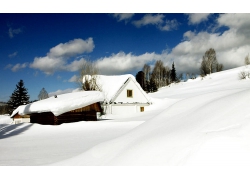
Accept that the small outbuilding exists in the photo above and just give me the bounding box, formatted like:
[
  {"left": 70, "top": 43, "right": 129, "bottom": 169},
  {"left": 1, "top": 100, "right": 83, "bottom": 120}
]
[{"left": 11, "top": 91, "right": 104, "bottom": 125}]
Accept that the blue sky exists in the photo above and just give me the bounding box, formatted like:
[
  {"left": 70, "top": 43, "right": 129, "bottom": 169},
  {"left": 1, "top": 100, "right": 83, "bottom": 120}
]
[{"left": 1, "top": 12, "right": 250, "bottom": 102}]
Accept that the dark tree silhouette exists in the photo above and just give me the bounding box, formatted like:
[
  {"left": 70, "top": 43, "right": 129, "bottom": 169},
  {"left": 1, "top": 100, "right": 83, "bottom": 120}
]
[
  {"left": 136, "top": 71, "right": 145, "bottom": 90},
  {"left": 7, "top": 80, "right": 30, "bottom": 114},
  {"left": 170, "top": 62, "right": 177, "bottom": 83}
]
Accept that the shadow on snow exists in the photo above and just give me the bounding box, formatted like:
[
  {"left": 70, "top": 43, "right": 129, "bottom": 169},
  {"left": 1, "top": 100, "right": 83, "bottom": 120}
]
[{"left": 0, "top": 123, "right": 33, "bottom": 139}]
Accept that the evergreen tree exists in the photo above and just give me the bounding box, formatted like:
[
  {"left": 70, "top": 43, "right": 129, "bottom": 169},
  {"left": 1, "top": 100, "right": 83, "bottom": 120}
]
[
  {"left": 136, "top": 71, "right": 145, "bottom": 90},
  {"left": 7, "top": 80, "right": 30, "bottom": 114},
  {"left": 148, "top": 78, "right": 158, "bottom": 92},
  {"left": 38, "top": 88, "right": 49, "bottom": 100},
  {"left": 170, "top": 62, "right": 177, "bottom": 83}
]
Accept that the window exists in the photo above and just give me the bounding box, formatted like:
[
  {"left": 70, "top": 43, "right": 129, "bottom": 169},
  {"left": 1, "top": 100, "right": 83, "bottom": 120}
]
[
  {"left": 140, "top": 107, "right": 144, "bottom": 112},
  {"left": 127, "top": 90, "right": 133, "bottom": 98}
]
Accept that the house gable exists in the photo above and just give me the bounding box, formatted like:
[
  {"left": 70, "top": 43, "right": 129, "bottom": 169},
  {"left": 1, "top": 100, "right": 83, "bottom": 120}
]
[{"left": 111, "top": 77, "right": 150, "bottom": 104}]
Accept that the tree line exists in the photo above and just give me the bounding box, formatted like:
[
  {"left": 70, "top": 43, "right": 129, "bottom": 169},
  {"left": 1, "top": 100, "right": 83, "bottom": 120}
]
[
  {"left": 136, "top": 48, "right": 225, "bottom": 92},
  {"left": 135, "top": 61, "right": 179, "bottom": 93}
]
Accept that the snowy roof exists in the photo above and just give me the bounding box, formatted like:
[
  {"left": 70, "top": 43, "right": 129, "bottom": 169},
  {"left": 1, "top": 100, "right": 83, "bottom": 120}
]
[
  {"left": 11, "top": 91, "right": 104, "bottom": 117},
  {"left": 83, "top": 74, "right": 151, "bottom": 103}
]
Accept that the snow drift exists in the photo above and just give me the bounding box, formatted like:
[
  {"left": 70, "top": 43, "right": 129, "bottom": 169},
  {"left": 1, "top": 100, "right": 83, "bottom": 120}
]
[{"left": 1, "top": 65, "right": 250, "bottom": 166}]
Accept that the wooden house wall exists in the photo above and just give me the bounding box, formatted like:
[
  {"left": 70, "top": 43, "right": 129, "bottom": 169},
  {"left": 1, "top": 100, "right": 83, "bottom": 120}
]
[
  {"left": 13, "top": 114, "right": 30, "bottom": 119},
  {"left": 30, "top": 102, "right": 102, "bottom": 125}
]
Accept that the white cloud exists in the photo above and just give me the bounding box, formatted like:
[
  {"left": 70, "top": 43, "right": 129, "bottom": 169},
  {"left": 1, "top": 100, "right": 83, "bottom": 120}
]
[
  {"left": 159, "top": 19, "right": 179, "bottom": 31},
  {"left": 132, "top": 14, "right": 164, "bottom": 28},
  {"left": 65, "top": 58, "right": 86, "bottom": 72},
  {"left": 30, "top": 38, "right": 94, "bottom": 75},
  {"left": 49, "top": 38, "right": 94, "bottom": 58},
  {"left": 68, "top": 75, "right": 79, "bottom": 82},
  {"left": 183, "top": 31, "right": 196, "bottom": 40},
  {"left": 217, "top": 13, "right": 250, "bottom": 29},
  {"left": 30, "top": 56, "right": 64, "bottom": 75},
  {"left": 113, "top": 13, "right": 134, "bottom": 22},
  {"left": 132, "top": 14, "right": 179, "bottom": 31},
  {"left": 187, "top": 13, "right": 211, "bottom": 25},
  {"left": 8, "top": 27, "right": 22, "bottom": 38},
  {"left": 48, "top": 88, "right": 75, "bottom": 97},
  {"left": 8, "top": 51, "right": 18, "bottom": 58},
  {"left": 5, "top": 64, "right": 12, "bottom": 69},
  {"left": 96, "top": 51, "right": 166, "bottom": 75},
  {"left": 166, "top": 14, "right": 250, "bottom": 74},
  {"left": 11, "top": 63, "right": 28, "bottom": 72}
]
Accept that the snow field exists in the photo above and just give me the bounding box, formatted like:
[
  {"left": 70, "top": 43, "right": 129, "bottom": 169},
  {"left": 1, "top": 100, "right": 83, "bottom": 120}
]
[{"left": 1, "top": 65, "right": 250, "bottom": 167}]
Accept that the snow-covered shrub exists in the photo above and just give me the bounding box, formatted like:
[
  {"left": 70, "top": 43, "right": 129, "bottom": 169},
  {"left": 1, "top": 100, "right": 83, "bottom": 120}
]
[{"left": 239, "top": 70, "right": 250, "bottom": 80}]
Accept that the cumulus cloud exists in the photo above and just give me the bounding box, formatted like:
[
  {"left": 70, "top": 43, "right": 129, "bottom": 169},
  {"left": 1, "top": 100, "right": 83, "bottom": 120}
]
[
  {"left": 28, "top": 14, "right": 250, "bottom": 77},
  {"left": 183, "top": 31, "right": 196, "bottom": 40},
  {"left": 30, "top": 38, "right": 94, "bottom": 75},
  {"left": 113, "top": 13, "right": 134, "bottom": 22},
  {"left": 5, "top": 64, "right": 12, "bottom": 69},
  {"left": 48, "top": 38, "right": 94, "bottom": 58},
  {"left": 187, "top": 13, "right": 211, "bottom": 25},
  {"left": 96, "top": 51, "right": 167, "bottom": 75},
  {"left": 8, "top": 63, "right": 28, "bottom": 72},
  {"left": 132, "top": 14, "right": 164, "bottom": 28},
  {"left": 8, "top": 51, "right": 18, "bottom": 58},
  {"left": 68, "top": 75, "right": 79, "bottom": 82},
  {"left": 8, "top": 27, "right": 22, "bottom": 38},
  {"left": 166, "top": 14, "right": 250, "bottom": 74},
  {"left": 159, "top": 19, "right": 179, "bottom": 31},
  {"left": 132, "top": 14, "right": 179, "bottom": 31},
  {"left": 217, "top": 13, "right": 250, "bottom": 29}
]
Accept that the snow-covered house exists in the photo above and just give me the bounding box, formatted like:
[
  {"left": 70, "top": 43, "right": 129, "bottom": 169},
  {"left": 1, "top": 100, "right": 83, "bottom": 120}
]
[
  {"left": 84, "top": 74, "right": 152, "bottom": 115},
  {"left": 11, "top": 91, "right": 104, "bottom": 125}
]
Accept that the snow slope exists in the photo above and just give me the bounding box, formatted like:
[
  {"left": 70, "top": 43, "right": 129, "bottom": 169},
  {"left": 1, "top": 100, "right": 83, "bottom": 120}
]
[{"left": 1, "top": 65, "right": 250, "bottom": 166}]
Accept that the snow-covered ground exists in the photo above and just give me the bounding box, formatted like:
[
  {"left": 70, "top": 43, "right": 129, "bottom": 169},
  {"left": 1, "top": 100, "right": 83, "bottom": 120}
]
[{"left": 1, "top": 65, "right": 250, "bottom": 167}]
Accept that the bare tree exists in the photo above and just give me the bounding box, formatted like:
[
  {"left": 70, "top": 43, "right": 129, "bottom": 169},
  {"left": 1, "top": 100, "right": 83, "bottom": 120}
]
[
  {"left": 245, "top": 54, "right": 250, "bottom": 65},
  {"left": 151, "top": 60, "right": 166, "bottom": 88},
  {"left": 38, "top": 88, "right": 49, "bottom": 100},
  {"left": 239, "top": 71, "right": 250, "bottom": 79},
  {"left": 203, "top": 48, "right": 217, "bottom": 74},
  {"left": 216, "top": 63, "right": 223, "bottom": 72},
  {"left": 200, "top": 59, "right": 209, "bottom": 77},
  {"left": 200, "top": 48, "right": 223, "bottom": 77},
  {"left": 163, "top": 66, "right": 171, "bottom": 86},
  {"left": 143, "top": 64, "right": 151, "bottom": 82},
  {"left": 78, "top": 60, "right": 101, "bottom": 91}
]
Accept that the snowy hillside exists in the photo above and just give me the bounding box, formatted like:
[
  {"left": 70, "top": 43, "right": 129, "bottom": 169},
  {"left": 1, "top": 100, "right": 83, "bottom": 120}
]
[{"left": 1, "top": 65, "right": 250, "bottom": 166}]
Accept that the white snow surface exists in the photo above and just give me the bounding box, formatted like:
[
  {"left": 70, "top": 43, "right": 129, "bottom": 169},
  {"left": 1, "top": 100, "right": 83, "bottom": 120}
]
[
  {"left": 10, "top": 91, "right": 104, "bottom": 117},
  {"left": 1, "top": 65, "right": 250, "bottom": 166},
  {"left": 0, "top": 115, "right": 12, "bottom": 128}
]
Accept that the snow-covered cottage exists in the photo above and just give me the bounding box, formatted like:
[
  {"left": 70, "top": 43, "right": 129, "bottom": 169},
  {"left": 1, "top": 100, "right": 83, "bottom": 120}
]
[
  {"left": 86, "top": 74, "right": 152, "bottom": 115},
  {"left": 11, "top": 91, "right": 104, "bottom": 125}
]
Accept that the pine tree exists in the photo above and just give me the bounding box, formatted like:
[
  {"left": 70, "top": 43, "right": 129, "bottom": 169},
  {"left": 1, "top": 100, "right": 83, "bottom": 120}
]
[
  {"left": 149, "top": 78, "right": 158, "bottom": 92},
  {"left": 170, "top": 62, "right": 177, "bottom": 83},
  {"left": 7, "top": 80, "right": 30, "bottom": 114},
  {"left": 38, "top": 88, "right": 49, "bottom": 100},
  {"left": 136, "top": 71, "right": 145, "bottom": 90}
]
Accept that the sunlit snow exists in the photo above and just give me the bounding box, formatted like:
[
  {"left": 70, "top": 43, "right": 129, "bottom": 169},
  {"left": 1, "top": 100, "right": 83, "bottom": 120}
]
[{"left": 1, "top": 65, "right": 250, "bottom": 166}]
